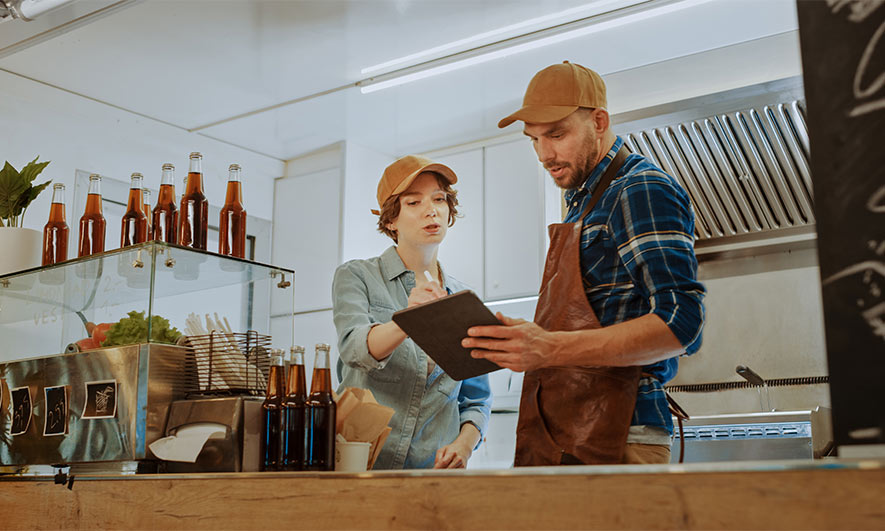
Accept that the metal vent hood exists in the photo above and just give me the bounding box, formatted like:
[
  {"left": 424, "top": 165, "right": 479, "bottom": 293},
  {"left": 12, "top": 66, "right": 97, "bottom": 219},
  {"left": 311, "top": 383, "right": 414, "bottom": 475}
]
[{"left": 611, "top": 77, "right": 814, "bottom": 258}]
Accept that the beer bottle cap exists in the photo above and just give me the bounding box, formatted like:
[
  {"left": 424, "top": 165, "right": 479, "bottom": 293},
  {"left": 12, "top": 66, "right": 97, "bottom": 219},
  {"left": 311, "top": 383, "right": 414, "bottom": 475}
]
[
  {"left": 290, "top": 345, "right": 305, "bottom": 354},
  {"left": 53, "top": 183, "right": 65, "bottom": 190},
  {"left": 315, "top": 343, "right": 330, "bottom": 352},
  {"left": 162, "top": 163, "right": 175, "bottom": 170},
  {"left": 229, "top": 164, "right": 241, "bottom": 171},
  {"left": 88, "top": 174, "right": 101, "bottom": 181},
  {"left": 189, "top": 152, "right": 203, "bottom": 159}
]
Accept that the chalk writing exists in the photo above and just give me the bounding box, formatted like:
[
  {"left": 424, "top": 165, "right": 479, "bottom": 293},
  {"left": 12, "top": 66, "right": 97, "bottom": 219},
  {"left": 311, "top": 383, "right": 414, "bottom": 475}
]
[{"left": 827, "top": 0, "right": 885, "bottom": 117}]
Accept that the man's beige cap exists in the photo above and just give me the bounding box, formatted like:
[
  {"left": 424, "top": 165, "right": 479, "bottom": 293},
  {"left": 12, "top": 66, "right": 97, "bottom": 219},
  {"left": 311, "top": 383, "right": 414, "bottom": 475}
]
[
  {"left": 371, "top": 155, "right": 457, "bottom": 215},
  {"left": 498, "top": 61, "right": 607, "bottom": 128}
]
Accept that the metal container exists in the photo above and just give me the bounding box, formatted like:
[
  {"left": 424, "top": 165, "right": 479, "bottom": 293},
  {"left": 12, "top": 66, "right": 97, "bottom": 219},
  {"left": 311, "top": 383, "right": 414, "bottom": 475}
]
[
  {"left": 671, "top": 408, "right": 833, "bottom": 463},
  {"left": 162, "top": 396, "right": 263, "bottom": 473},
  {"left": 0, "top": 343, "right": 193, "bottom": 467}
]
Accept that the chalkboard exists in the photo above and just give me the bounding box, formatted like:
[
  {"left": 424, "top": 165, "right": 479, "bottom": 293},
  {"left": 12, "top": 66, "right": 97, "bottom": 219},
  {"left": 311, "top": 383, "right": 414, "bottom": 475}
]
[
  {"left": 10, "top": 387, "right": 32, "bottom": 436},
  {"left": 83, "top": 380, "right": 117, "bottom": 419},
  {"left": 43, "top": 385, "right": 68, "bottom": 437},
  {"left": 798, "top": 1, "right": 885, "bottom": 453}
]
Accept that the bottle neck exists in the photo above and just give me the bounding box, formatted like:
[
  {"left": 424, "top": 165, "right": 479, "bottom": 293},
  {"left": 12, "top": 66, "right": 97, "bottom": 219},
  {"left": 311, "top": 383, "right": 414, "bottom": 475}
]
[
  {"left": 309, "top": 348, "right": 332, "bottom": 395},
  {"left": 266, "top": 357, "right": 285, "bottom": 399},
  {"left": 224, "top": 181, "right": 242, "bottom": 206},
  {"left": 313, "top": 348, "right": 330, "bottom": 370},
  {"left": 186, "top": 172, "right": 203, "bottom": 195},
  {"left": 50, "top": 186, "right": 65, "bottom": 205},
  {"left": 189, "top": 156, "right": 202, "bottom": 175},
  {"left": 87, "top": 178, "right": 101, "bottom": 197},
  {"left": 49, "top": 186, "right": 66, "bottom": 222},
  {"left": 286, "top": 363, "right": 307, "bottom": 398},
  {"left": 161, "top": 167, "right": 175, "bottom": 186},
  {"left": 127, "top": 182, "right": 144, "bottom": 212},
  {"left": 84, "top": 192, "right": 103, "bottom": 215}
]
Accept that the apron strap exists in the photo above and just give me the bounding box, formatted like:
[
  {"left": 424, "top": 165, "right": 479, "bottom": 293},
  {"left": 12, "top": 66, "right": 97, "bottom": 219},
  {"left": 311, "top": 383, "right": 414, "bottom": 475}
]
[{"left": 578, "top": 145, "right": 630, "bottom": 221}]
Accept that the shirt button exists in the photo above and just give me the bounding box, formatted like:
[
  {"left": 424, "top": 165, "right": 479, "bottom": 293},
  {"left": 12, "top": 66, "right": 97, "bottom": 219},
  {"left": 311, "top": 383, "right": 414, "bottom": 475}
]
[{"left": 573, "top": 202, "right": 578, "bottom": 207}]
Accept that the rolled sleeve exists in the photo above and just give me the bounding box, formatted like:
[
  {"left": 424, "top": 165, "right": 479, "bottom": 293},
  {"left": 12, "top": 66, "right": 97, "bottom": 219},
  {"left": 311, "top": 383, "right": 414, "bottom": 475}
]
[
  {"left": 610, "top": 174, "right": 706, "bottom": 354},
  {"left": 457, "top": 374, "right": 492, "bottom": 449},
  {"left": 331, "top": 263, "right": 392, "bottom": 371}
]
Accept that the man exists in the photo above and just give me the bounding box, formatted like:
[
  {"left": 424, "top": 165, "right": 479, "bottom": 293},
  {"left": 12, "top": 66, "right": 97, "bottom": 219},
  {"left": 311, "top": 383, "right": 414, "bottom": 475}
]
[{"left": 463, "top": 61, "right": 705, "bottom": 465}]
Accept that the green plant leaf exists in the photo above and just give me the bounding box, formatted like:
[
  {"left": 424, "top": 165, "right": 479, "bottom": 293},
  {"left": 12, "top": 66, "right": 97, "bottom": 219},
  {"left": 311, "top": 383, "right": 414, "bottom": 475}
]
[
  {"left": 11, "top": 179, "right": 52, "bottom": 218},
  {"left": 19, "top": 156, "right": 50, "bottom": 184},
  {"left": 0, "top": 161, "right": 28, "bottom": 220}
]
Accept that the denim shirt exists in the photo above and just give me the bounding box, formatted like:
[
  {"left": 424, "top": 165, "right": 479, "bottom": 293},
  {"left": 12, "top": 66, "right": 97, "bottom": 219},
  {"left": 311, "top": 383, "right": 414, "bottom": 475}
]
[{"left": 332, "top": 246, "right": 492, "bottom": 469}]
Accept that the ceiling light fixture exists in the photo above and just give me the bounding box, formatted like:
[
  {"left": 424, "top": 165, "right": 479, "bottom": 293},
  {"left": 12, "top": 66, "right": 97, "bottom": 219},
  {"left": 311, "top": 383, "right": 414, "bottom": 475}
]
[
  {"left": 359, "top": 0, "right": 713, "bottom": 94},
  {"left": 360, "top": 0, "right": 645, "bottom": 75}
]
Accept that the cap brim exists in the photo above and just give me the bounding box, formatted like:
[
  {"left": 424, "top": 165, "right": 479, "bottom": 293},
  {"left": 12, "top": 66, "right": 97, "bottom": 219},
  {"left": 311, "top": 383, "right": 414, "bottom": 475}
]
[
  {"left": 390, "top": 163, "right": 458, "bottom": 197},
  {"left": 497, "top": 104, "right": 580, "bottom": 128}
]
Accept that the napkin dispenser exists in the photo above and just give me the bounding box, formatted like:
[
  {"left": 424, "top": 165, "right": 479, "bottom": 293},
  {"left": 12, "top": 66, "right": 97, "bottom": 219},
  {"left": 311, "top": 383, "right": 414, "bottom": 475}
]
[{"left": 160, "top": 396, "right": 262, "bottom": 473}]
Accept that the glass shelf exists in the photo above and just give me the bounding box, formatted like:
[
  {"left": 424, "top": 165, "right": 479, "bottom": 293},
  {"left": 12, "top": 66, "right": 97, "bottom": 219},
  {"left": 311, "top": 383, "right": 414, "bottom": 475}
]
[{"left": 0, "top": 241, "right": 294, "bottom": 360}]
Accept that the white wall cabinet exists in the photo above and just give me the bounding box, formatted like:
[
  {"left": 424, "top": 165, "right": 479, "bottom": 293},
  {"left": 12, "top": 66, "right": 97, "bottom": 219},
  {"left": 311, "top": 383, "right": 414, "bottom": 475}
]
[{"left": 483, "top": 139, "right": 545, "bottom": 301}]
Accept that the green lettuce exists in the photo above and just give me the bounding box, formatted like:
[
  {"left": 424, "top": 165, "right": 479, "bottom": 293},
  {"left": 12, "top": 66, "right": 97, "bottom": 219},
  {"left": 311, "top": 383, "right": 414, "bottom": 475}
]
[{"left": 101, "top": 310, "right": 182, "bottom": 347}]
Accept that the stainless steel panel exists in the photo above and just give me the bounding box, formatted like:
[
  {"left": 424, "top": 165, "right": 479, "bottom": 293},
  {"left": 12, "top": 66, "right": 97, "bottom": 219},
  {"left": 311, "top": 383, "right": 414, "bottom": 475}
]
[
  {"left": 611, "top": 76, "right": 815, "bottom": 243},
  {"left": 670, "top": 409, "right": 833, "bottom": 463},
  {"left": 677, "top": 122, "right": 739, "bottom": 236},
  {"left": 699, "top": 118, "right": 762, "bottom": 232},
  {"left": 0, "top": 344, "right": 192, "bottom": 465},
  {"left": 661, "top": 127, "right": 724, "bottom": 238}
]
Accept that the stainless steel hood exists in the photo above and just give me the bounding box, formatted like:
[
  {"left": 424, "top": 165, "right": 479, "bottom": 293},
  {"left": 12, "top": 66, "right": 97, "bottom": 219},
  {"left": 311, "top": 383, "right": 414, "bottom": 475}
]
[{"left": 612, "top": 77, "right": 813, "bottom": 255}]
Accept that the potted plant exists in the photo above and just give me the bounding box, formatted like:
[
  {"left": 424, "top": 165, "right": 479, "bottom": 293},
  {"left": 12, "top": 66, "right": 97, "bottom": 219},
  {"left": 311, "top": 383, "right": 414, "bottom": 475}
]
[{"left": 0, "top": 156, "right": 52, "bottom": 276}]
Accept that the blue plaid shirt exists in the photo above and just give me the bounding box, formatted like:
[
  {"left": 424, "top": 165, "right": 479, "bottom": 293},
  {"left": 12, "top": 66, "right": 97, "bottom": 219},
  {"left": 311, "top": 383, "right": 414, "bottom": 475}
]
[{"left": 563, "top": 136, "right": 705, "bottom": 436}]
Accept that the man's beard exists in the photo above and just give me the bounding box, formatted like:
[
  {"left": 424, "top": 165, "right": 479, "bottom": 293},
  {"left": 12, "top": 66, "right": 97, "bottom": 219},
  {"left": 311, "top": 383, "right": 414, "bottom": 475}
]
[{"left": 548, "top": 134, "right": 599, "bottom": 190}]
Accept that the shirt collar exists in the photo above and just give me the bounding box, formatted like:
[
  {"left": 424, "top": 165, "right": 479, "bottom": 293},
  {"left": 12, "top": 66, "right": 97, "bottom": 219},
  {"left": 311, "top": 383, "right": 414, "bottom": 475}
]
[
  {"left": 564, "top": 136, "right": 624, "bottom": 203},
  {"left": 381, "top": 245, "right": 408, "bottom": 281},
  {"left": 380, "top": 245, "right": 452, "bottom": 290}
]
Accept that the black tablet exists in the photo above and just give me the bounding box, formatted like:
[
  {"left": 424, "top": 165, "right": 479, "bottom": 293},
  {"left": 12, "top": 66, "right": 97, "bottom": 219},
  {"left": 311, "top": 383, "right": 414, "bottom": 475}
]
[{"left": 392, "top": 290, "right": 503, "bottom": 380}]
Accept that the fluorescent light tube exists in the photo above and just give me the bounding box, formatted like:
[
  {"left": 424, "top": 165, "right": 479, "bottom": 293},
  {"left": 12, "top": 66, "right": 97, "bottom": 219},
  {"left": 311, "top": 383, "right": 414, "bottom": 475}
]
[
  {"left": 361, "top": 0, "right": 643, "bottom": 75},
  {"left": 360, "top": 0, "right": 712, "bottom": 94}
]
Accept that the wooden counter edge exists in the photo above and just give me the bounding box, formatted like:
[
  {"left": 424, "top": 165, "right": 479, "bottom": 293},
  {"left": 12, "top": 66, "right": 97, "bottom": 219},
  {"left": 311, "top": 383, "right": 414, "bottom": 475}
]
[{"left": 0, "top": 465, "right": 883, "bottom": 529}]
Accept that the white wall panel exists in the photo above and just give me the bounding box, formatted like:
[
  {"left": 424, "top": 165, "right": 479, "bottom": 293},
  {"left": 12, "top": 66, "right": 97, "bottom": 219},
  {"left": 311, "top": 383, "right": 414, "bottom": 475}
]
[
  {"left": 272, "top": 168, "right": 341, "bottom": 313},
  {"left": 483, "top": 140, "right": 545, "bottom": 301}
]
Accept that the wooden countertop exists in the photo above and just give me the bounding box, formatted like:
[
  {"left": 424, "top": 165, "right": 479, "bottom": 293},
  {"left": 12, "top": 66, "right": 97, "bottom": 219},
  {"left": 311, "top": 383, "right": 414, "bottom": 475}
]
[{"left": 1, "top": 459, "right": 883, "bottom": 529}]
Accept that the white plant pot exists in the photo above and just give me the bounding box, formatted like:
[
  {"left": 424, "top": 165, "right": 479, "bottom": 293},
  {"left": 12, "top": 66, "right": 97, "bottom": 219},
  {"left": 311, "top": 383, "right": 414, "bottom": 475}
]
[{"left": 0, "top": 227, "right": 43, "bottom": 276}]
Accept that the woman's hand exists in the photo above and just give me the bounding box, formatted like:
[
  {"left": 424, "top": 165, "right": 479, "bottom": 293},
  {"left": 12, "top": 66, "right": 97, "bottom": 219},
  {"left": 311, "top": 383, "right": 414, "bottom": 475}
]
[
  {"left": 433, "top": 439, "right": 472, "bottom": 469},
  {"left": 434, "top": 422, "right": 481, "bottom": 469},
  {"left": 407, "top": 277, "right": 446, "bottom": 307}
]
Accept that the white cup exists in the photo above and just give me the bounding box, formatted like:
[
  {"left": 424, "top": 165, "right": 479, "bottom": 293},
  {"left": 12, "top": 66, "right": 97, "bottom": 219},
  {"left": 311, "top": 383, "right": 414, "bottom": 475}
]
[{"left": 335, "top": 441, "right": 371, "bottom": 472}]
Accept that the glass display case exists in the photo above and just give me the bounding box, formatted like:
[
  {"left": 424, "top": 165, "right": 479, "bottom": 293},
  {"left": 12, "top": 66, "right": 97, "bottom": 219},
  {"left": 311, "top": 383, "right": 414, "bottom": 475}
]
[
  {"left": 0, "top": 242, "right": 294, "bottom": 470},
  {"left": 0, "top": 241, "right": 295, "bottom": 361}
]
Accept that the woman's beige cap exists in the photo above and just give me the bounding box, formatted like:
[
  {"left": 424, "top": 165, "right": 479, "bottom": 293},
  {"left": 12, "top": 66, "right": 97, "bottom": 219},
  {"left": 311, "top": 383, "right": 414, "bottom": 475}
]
[
  {"left": 498, "top": 61, "right": 607, "bottom": 128},
  {"left": 371, "top": 155, "right": 457, "bottom": 215}
]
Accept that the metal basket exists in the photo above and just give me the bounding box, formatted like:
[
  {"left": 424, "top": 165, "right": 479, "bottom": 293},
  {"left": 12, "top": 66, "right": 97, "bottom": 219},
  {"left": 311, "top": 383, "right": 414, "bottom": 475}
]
[{"left": 182, "top": 331, "right": 271, "bottom": 396}]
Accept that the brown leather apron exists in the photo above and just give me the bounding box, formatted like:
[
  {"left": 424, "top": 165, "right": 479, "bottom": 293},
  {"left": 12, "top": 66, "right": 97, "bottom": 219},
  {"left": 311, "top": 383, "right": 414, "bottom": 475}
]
[{"left": 514, "top": 147, "right": 642, "bottom": 466}]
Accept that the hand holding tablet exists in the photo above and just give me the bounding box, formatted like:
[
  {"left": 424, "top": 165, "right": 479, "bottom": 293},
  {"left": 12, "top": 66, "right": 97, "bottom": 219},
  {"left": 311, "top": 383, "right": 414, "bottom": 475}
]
[{"left": 392, "top": 290, "right": 503, "bottom": 380}]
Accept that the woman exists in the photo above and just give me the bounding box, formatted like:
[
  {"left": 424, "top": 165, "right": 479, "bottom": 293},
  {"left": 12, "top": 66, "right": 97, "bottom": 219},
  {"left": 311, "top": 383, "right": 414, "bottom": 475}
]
[{"left": 332, "top": 155, "right": 492, "bottom": 469}]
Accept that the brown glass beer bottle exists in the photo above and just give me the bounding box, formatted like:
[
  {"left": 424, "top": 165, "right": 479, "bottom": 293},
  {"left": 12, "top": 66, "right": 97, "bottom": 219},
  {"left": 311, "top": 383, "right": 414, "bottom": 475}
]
[
  {"left": 306, "top": 343, "right": 336, "bottom": 471},
  {"left": 120, "top": 173, "right": 148, "bottom": 248},
  {"left": 261, "top": 352, "right": 286, "bottom": 471},
  {"left": 219, "top": 164, "right": 247, "bottom": 258},
  {"left": 141, "top": 188, "right": 152, "bottom": 238},
  {"left": 77, "top": 174, "right": 106, "bottom": 257},
  {"left": 152, "top": 163, "right": 179, "bottom": 244},
  {"left": 42, "top": 183, "right": 69, "bottom": 266},
  {"left": 178, "top": 152, "right": 209, "bottom": 250},
  {"left": 283, "top": 345, "right": 308, "bottom": 471}
]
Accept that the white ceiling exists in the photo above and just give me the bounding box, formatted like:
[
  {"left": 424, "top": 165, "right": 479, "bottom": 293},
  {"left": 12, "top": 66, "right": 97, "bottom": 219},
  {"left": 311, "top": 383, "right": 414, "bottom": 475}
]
[{"left": 0, "top": 0, "right": 800, "bottom": 161}]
